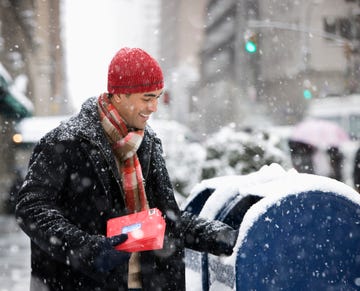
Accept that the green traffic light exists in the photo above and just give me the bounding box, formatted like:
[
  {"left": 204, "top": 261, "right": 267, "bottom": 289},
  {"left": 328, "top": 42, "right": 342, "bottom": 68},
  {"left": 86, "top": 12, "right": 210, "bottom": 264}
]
[
  {"left": 303, "top": 89, "right": 312, "bottom": 99},
  {"left": 245, "top": 41, "right": 257, "bottom": 53}
]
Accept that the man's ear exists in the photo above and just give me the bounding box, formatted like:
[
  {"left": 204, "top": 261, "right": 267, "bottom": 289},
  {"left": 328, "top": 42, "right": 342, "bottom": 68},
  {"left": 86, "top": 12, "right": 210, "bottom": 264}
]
[{"left": 114, "top": 94, "right": 121, "bottom": 103}]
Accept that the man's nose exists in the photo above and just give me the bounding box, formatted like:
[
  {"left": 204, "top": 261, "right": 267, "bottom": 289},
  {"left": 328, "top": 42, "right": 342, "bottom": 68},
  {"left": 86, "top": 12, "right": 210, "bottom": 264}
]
[{"left": 148, "top": 98, "right": 158, "bottom": 112}]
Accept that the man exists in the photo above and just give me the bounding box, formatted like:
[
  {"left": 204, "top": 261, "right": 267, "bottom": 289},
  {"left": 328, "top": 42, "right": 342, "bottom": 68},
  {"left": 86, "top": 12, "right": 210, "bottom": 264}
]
[{"left": 16, "top": 47, "right": 238, "bottom": 291}]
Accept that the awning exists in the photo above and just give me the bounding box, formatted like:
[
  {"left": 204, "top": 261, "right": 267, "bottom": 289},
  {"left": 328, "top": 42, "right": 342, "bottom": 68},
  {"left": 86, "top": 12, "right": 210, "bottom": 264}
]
[{"left": 0, "top": 64, "right": 34, "bottom": 119}]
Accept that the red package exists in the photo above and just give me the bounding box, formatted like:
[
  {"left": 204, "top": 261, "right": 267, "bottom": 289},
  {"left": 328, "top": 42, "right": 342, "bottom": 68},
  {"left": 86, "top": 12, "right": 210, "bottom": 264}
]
[{"left": 107, "top": 208, "right": 166, "bottom": 252}]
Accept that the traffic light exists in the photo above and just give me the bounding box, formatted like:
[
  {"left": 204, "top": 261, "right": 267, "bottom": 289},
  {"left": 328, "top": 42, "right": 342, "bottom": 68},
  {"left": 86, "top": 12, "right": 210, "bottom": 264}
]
[
  {"left": 302, "top": 79, "right": 315, "bottom": 100},
  {"left": 244, "top": 31, "right": 258, "bottom": 54},
  {"left": 303, "top": 89, "right": 313, "bottom": 99}
]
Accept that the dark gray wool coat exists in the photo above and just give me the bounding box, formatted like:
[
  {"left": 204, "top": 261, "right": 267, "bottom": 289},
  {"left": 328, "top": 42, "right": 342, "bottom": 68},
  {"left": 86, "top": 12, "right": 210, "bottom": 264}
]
[{"left": 16, "top": 97, "right": 236, "bottom": 291}]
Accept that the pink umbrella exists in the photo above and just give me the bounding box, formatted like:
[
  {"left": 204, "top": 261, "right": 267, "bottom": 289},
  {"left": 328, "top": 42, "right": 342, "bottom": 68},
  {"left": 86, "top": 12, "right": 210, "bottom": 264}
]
[{"left": 290, "top": 119, "right": 350, "bottom": 149}]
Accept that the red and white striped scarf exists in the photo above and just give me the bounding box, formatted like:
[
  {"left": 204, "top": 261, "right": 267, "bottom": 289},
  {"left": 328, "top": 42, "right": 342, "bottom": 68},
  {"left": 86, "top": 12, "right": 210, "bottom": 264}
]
[{"left": 98, "top": 93, "right": 149, "bottom": 213}]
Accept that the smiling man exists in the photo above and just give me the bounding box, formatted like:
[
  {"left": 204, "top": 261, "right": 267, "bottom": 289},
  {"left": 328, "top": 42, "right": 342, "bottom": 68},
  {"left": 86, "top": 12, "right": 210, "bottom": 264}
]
[
  {"left": 105, "top": 47, "right": 164, "bottom": 130},
  {"left": 16, "top": 47, "right": 238, "bottom": 291},
  {"left": 108, "top": 90, "right": 162, "bottom": 130}
]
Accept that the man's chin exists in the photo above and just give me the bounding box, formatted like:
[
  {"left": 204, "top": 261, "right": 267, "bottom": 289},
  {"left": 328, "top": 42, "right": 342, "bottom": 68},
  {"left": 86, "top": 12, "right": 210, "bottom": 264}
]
[{"left": 134, "top": 122, "right": 147, "bottom": 130}]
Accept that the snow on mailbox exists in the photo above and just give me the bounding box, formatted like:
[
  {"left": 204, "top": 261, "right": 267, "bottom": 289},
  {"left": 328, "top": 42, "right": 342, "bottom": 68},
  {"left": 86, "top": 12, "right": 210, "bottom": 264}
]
[{"left": 184, "top": 164, "right": 360, "bottom": 290}]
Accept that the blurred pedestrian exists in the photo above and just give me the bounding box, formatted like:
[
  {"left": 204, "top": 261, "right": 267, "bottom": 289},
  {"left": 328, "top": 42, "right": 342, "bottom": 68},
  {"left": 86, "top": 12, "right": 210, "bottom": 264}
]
[
  {"left": 16, "top": 47, "right": 238, "bottom": 291},
  {"left": 289, "top": 119, "right": 349, "bottom": 182},
  {"left": 327, "top": 146, "right": 344, "bottom": 182},
  {"left": 353, "top": 147, "right": 360, "bottom": 192}
]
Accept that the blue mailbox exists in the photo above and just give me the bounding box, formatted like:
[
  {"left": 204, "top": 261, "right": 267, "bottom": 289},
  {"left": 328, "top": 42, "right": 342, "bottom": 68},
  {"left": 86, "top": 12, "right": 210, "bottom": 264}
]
[{"left": 184, "top": 164, "right": 360, "bottom": 290}]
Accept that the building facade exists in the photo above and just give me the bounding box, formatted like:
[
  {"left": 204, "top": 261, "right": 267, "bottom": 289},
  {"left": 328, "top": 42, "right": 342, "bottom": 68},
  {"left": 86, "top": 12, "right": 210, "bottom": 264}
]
[
  {"left": 157, "top": 0, "right": 358, "bottom": 134},
  {"left": 158, "top": 0, "right": 206, "bottom": 125},
  {"left": 194, "top": 0, "right": 357, "bottom": 133}
]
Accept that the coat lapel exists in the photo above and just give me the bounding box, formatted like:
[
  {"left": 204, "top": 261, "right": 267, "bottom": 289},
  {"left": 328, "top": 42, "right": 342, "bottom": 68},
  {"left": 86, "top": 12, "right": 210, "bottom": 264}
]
[{"left": 76, "top": 98, "right": 123, "bottom": 195}]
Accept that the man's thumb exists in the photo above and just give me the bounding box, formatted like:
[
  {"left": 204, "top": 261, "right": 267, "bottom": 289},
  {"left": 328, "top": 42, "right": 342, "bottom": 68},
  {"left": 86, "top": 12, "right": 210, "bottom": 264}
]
[{"left": 109, "top": 233, "right": 128, "bottom": 246}]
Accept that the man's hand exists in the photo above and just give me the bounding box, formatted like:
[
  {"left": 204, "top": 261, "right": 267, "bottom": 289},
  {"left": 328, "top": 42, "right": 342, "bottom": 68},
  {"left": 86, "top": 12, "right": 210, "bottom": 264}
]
[{"left": 94, "top": 234, "right": 130, "bottom": 272}]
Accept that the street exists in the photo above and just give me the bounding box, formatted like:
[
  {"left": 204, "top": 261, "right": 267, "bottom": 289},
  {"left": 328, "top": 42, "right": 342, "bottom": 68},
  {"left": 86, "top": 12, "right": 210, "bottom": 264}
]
[{"left": 0, "top": 215, "right": 30, "bottom": 291}]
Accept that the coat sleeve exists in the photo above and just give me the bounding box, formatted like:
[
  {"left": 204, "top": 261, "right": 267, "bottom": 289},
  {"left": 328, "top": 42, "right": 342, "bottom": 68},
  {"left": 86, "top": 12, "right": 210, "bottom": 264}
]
[
  {"left": 180, "top": 211, "right": 238, "bottom": 255},
  {"left": 148, "top": 136, "right": 238, "bottom": 256},
  {"left": 15, "top": 140, "right": 119, "bottom": 281}
]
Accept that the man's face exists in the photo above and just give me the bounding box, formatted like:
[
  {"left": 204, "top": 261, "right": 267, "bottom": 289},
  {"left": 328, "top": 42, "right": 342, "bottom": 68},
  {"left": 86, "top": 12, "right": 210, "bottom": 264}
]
[{"left": 112, "top": 89, "right": 163, "bottom": 129}]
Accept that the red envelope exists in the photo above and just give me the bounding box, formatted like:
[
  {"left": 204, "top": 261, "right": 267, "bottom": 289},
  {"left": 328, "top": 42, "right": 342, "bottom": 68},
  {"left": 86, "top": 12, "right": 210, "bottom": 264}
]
[{"left": 107, "top": 208, "right": 166, "bottom": 252}]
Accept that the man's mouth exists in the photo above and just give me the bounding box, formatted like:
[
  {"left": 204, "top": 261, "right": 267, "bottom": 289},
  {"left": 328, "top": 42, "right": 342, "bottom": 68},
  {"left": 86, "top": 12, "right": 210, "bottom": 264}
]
[{"left": 140, "top": 113, "right": 150, "bottom": 120}]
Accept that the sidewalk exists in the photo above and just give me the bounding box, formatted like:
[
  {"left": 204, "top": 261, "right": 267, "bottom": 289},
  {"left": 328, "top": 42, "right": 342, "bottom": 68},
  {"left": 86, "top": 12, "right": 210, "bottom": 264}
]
[{"left": 0, "top": 215, "right": 30, "bottom": 291}]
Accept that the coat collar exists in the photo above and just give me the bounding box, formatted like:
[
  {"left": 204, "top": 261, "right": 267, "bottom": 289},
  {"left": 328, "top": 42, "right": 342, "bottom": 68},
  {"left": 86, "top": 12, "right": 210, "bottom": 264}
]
[
  {"left": 72, "top": 96, "right": 155, "bottom": 180},
  {"left": 76, "top": 97, "right": 106, "bottom": 144}
]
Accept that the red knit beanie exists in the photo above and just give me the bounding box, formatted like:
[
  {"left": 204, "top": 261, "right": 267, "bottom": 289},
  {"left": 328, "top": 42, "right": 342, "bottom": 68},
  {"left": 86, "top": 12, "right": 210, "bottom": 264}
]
[{"left": 107, "top": 47, "right": 164, "bottom": 94}]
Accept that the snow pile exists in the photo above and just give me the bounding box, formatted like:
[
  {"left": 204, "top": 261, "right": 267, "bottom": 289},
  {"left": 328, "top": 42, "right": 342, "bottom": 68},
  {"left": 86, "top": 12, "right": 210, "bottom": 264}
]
[
  {"left": 148, "top": 118, "right": 206, "bottom": 199},
  {"left": 200, "top": 125, "right": 291, "bottom": 180},
  {"left": 160, "top": 123, "right": 293, "bottom": 200},
  {"left": 190, "top": 163, "right": 289, "bottom": 219}
]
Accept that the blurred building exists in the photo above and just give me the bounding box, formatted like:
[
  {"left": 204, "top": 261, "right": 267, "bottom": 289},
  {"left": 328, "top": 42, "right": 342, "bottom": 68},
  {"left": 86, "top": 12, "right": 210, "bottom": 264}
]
[
  {"left": 0, "top": 0, "right": 69, "bottom": 210},
  {"left": 141, "top": 0, "right": 162, "bottom": 58},
  {"left": 0, "top": 0, "right": 69, "bottom": 116},
  {"left": 196, "top": 0, "right": 356, "bottom": 132},
  {"left": 158, "top": 0, "right": 359, "bottom": 134},
  {"left": 158, "top": 0, "right": 206, "bottom": 124}
]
